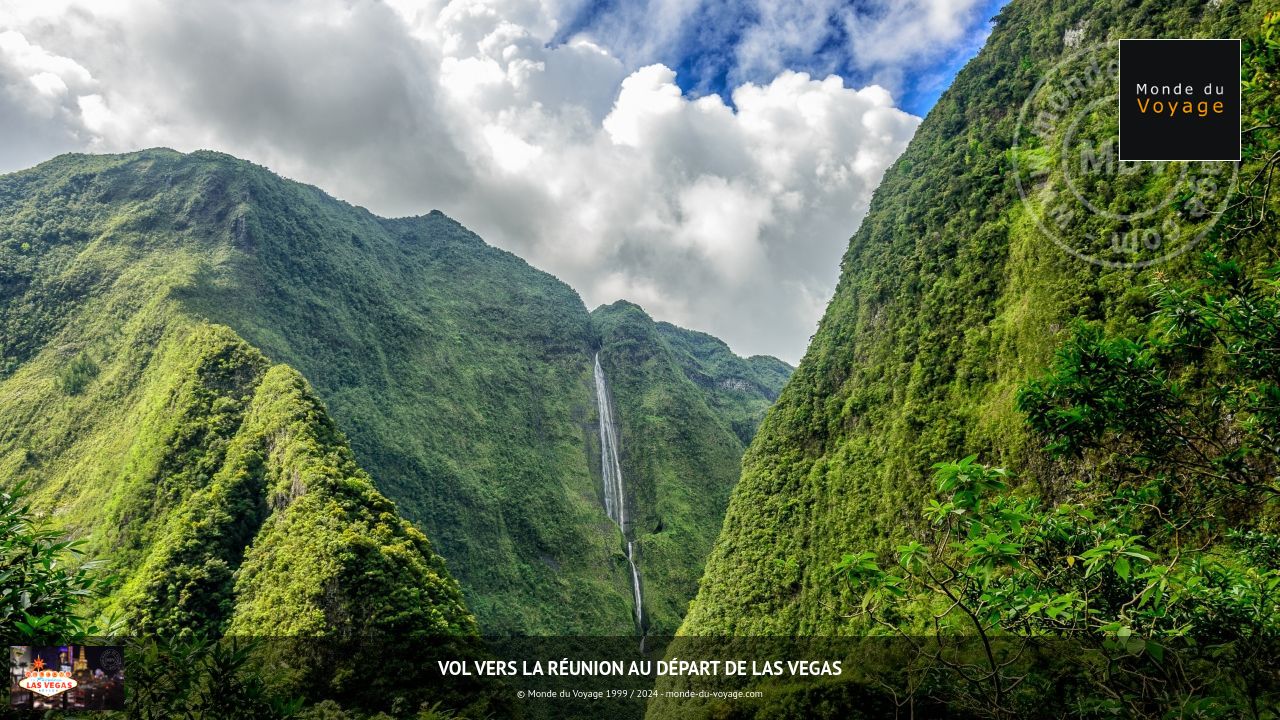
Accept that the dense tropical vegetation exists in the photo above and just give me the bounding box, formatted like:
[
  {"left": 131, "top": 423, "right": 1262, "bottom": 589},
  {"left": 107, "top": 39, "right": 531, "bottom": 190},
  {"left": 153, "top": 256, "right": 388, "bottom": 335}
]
[
  {"left": 827, "top": 240, "right": 1280, "bottom": 716},
  {"left": 0, "top": 482, "right": 117, "bottom": 643},
  {"left": 593, "top": 301, "right": 788, "bottom": 633},
  {"left": 10, "top": 0, "right": 1280, "bottom": 716},
  {"left": 672, "top": 1, "right": 1280, "bottom": 718},
  {"left": 0, "top": 145, "right": 788, "bottom": 642},
  {"left": 684, "top": 0, "right": 1280, "bottom": 636}
]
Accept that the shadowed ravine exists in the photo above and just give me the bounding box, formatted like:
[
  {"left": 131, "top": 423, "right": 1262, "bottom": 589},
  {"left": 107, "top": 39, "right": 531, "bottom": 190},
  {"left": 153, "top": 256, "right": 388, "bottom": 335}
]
[{"left": 593, "top": 353, "right": 647, "bottom": 646}]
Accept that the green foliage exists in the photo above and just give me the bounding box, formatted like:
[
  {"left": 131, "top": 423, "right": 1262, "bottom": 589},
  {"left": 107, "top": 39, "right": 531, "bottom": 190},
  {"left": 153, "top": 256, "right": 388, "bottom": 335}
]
[
  {"left": 0, "top": 481, "right": 117, "bottom": 642},
  {"left": 592, "top": 302, "right": 789, "bottom": 634},
  {"left": 0, "top": 146, "right": 779, "bottom": 638},
  {"left": 831, "top": 193, "right": 1280, "bottom": 716},
  {"left": 129, "top": 635, "right": 303, "bottom": 720},
  {"left": 104, "top": 342, "right": 476, "bottom": 641},
  {"left": 56, "top": 351, "right": 98, "bottom": 395},
  {"left": 2, "top": 319, "right": 479, "bottom": 714},
  {"left": 45, "top": 320, "right": 473, "bottom": 638},
  {"left": 227, "top": 365, "right": 476, "bottom": 639},
  {"left": 683, "top": 0, "right": 1280, "bottom": 637},
  {"left": 1019, "top": 264, "right": 1280, "bottom": 507},
  {"left": 838, "top": 457, "right": 1278, "bottom": 717},
  {"left": 1238, "top": 11, "right": 1280, "bottom": 233},
  {"left": 654, "top": 319, "right": 790, "bottom": 445}
]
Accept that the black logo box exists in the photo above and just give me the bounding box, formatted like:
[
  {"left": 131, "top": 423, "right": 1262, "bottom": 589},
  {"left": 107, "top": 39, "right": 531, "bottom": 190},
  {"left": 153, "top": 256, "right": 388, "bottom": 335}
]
[{"left": 1119, "top": 38, "right": 1241, "bottom": 162}]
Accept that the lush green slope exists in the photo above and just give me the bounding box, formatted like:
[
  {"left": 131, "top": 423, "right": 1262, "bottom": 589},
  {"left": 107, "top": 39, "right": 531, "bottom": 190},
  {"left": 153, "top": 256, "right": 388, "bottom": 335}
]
[
  {"left": 655, "top": 321, "right": 792, "bottom": 447},
  {"left": 682, "top": 0, "right": 1280, "bottom": 635},
  {"left": 0, "top": 293, "right": 474, "bottom": 639},
  {"left": 103, "top": 327, "right": 478, "bottom": 639},
  {"left": 0, "top": 149, "right": 787, "bottom": 635},
  {"left": 592, "top": 302, "right": 788, "bottom": 634}
]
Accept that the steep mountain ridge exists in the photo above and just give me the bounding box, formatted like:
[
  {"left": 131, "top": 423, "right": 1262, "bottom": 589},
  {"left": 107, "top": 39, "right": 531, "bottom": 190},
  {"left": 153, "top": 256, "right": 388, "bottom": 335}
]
[
  {"left": 0, "top": 296, "right": 476, "bottom": 639},
  {"left": 0, "top": 149, "right": 789, "bottom": 635},
  {"left": 682, "top": 0, "right": 1279, "bottom": 635}
]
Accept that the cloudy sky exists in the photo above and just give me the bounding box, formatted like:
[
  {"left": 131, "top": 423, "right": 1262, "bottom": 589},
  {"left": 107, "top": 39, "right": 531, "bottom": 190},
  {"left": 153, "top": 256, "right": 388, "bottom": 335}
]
[{"left": 0, "top": 0, "right": 1003, "bottom": 364}]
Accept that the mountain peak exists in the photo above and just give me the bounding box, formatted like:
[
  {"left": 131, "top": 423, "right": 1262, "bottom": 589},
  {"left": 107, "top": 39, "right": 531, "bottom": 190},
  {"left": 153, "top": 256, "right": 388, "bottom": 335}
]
[{"left": 1, "top": 146, "right": 787, "bottom": 639}]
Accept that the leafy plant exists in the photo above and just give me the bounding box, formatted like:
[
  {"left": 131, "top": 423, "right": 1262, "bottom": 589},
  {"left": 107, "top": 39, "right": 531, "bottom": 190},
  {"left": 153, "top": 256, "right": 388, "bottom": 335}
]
[
  {"left": 0, "top": 481, "right": 118, "bottom": 642},
  {"left": 834, "top": 246, "right": 1280, "bottom": 717},
  {"left": 129, "top": 635, "right": 303, "bottom": 720},
  {"left": 837, "top": 455, "right": 1279, "bottom": 718}
]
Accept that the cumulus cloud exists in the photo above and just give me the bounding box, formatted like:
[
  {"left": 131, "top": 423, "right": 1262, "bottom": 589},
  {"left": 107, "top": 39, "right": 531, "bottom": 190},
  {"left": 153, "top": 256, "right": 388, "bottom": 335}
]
[
  {"left": 0, "top": 28, "right": 99, "bottom": 169},
  {"left": 0, "top": 0, "right": 923, "bottom": 363}
]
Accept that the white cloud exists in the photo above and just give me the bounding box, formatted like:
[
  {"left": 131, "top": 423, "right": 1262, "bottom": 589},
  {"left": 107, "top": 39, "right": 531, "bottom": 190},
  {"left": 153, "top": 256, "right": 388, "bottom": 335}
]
[
  {"left": 0, "top": 0, "right": 922, "bottom": 364},
  {"left": 838, "top": 0, "right": 994, "bottom": 92},
  {"left": 0, "top": 28, "right": 99, "bottom": 167},
  {"left": 841, "top": 0, "right": 989, "bottom": 67}
]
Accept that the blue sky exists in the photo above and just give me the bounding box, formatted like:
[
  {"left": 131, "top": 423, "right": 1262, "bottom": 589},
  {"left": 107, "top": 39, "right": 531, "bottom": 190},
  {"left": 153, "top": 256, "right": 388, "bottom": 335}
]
[{"left": 554, "top": 0, "right": 1008, "bottom": 116}]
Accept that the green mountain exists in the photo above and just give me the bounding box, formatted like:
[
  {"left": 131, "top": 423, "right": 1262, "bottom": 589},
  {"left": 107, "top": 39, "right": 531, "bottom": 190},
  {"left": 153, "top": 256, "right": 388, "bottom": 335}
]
[
  {"left": 654, "top": 320, "right": 793, "bottom": 448},
  {"left": 592, "top": 302, "right": 790, "bottom": 633},
  {"left": 0, "top": 149, "right": 789, "bottom": 637},
  {"left": 682, "top": 0, "right": 1280, "bottom": 636}
]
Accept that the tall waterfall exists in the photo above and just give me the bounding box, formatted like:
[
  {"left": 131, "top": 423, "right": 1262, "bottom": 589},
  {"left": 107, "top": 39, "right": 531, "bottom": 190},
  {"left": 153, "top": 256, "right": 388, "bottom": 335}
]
[{"left": 593, "top": 353, "right": 645, "bottom": 638}]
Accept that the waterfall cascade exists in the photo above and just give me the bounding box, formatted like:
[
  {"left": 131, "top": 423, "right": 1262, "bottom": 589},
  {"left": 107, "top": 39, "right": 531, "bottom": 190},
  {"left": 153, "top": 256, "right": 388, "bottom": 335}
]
[{"left": 593, "top": 353, "right": 646, "bottom": 639}]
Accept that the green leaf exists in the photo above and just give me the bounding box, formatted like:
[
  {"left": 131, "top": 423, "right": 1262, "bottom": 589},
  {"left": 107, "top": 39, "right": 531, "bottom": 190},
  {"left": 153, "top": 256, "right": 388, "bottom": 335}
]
[{"left": 1145, "top": 641, "right": 1164, "bottom": 663}]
